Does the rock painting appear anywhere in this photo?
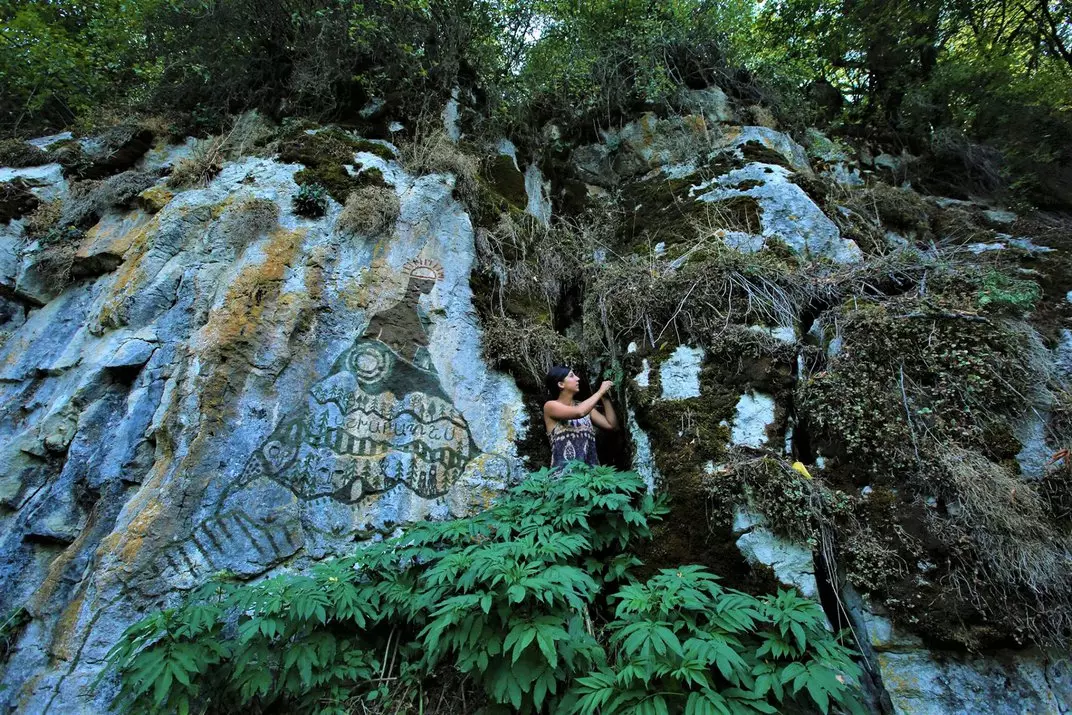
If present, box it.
[147,259,480,585]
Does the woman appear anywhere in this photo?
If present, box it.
[543,366,619,469]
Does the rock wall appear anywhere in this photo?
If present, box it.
[2,97,1072,713]
[0,135,525,711]
[564,95,1072,714]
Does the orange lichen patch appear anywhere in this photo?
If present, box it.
[50,591,85,661]
[118,497,166,564]
[193,227,306,425]
[94,213,163,330]
[2,335,30,368]
[76,210,153,260]
[342,256,404,313]
[682,114,709,135]
[720,126,743,144]
[302,246,330,305]
[95,455,172,568]
[27,504,100,614]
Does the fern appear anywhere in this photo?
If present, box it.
[102,463,864,714]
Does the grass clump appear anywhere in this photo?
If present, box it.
[167,136,225,188]
[397,124,479,206]
[481,313,583,390]
[101,464,864,715]
[337,185,399,237]
[588,241,803,353]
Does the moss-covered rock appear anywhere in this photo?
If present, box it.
[278,128,388,203]
[136,186,175,213]
[0,140,49,169]
[483,154,527,209]
[0,180,40,223]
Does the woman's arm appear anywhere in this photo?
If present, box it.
[544,381,613,421]
[590,395,619,431]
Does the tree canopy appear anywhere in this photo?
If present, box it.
[2,0,1070,204]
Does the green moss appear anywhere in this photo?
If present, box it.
[280,128,387,203]
[868,183,933,235]
[0,139,48,168]
[620,171,706,251]
[47,139,89,176]
[484,154,527,208]
[629,355,784,594]
[633,360,737,481]
[351,138,396,161]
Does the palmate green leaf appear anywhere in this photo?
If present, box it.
[106,464,859,715]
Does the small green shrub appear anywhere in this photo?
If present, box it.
[575,572,863,715]
[976,270,1040,313]
[293,183,329,218]
[101,464,864,715]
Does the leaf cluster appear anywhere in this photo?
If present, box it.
[103,464,863,714]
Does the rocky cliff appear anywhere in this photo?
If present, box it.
[1,94,1071,713]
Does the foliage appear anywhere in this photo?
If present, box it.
[102,464,863,714]
[574,571,863,715]
[757,0,1072,206]
[976,270,1041,314]
[293,183,329,218]
[505,0,756,131]
[0,0,160,132]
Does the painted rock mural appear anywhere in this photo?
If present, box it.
[0,138,524,711]
[2,114,1072,714]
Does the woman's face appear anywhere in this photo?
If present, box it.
[559,370,580,393]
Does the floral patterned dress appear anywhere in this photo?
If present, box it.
[548,414,600,468]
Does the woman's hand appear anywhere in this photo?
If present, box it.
[598,380,614,395]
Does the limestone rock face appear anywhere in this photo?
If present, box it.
[857,611,1072,714]
[0,141,525,712]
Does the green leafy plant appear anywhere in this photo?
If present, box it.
[976,270,1040,313]
[573,570,862,715]
[101,464,863,714]
[293,182,329,218]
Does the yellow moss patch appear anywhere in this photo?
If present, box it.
[95,214,162,330]
[77,210,154,261]
[194,227,306,424]
[136,185,174,213]
[118,497,166,565]
[50,592,85,661]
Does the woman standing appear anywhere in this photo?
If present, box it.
[543,366,619,469]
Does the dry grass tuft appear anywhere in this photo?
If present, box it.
[337,186,400,237]
[24,199,63,237]
[397,121,479,206]
[167,111,274,189]
[481,314,583,388]
[168,135,226,188]
[929,444,1072,645]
